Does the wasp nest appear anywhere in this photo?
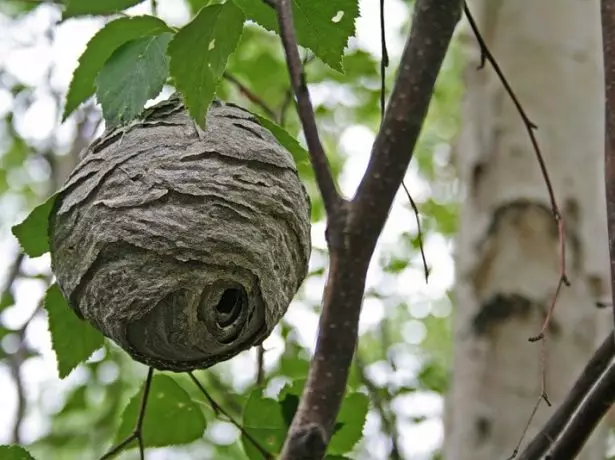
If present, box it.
[49,97,311,371]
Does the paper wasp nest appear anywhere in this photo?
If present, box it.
[49,97,311,371]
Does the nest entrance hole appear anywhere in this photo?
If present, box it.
[216,288,244,327]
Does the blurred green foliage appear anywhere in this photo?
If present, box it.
[0,0,462,458]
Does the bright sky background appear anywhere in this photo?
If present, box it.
[0,1,456,458]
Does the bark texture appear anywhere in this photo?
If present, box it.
[49,97,311,372]
[446,1,610,458]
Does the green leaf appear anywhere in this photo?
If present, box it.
[11,193,57,257]
[186,0,211,15]
[115,374,206,447]
[233,0,359,71]
[45,283,105,379]
[418,359,450,394]
[0,445,36,459]
[0,291,15,312]
[168,1,245,127]
[96,33,173,127]
[63,0,144,18]
[242,389,287,459]
[328,392,368,455]
[63,15,173,120]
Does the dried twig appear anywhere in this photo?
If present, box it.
[462,3,573,454]
[464,2,569,341]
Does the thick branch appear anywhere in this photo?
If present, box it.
[602,0,615,328]
[273,0,342,217]
[279,1,461,458]
[352,1,461,251]
[543,356,615,458]
[517,332,614,459]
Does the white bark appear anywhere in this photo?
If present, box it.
[446,1,611,458]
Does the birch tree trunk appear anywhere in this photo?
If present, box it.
[446,1,610,458]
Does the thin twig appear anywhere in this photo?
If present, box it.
[378,0,429,283]
[100,367,154,460]
[272,0,343,218]
[464,2,570,311]
[400,183,429,283]
[256,345,265,385]
[188,372,273,459]
[463,3,571,454]
[223,72,277,120]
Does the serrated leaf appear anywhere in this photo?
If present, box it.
[186,0,211,15]
[115,374,206,447]
[328,392,368,455]
[168,1,244,128]
[63,0,144,18]
[0,445,36,460]
[233,0,358,71]
[63,15,173,120]
[242,389,286,459]
[11,193,57,257]
[45,283,104,379]
[96,33,172,127]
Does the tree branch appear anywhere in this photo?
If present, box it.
[602,0,615,328]
[278,1,461,458]
[543,355,615,459]
[272,0,343,218]
[223,72,277,120]
[517,331,614,459]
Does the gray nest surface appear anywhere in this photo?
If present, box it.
[49,97,311,371]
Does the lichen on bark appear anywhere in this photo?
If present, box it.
[49,97,311,372]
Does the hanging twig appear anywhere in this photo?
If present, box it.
[378,0,429,283]
[464,2,569,341]
[100,367,154,460]
[400,183,429,283]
